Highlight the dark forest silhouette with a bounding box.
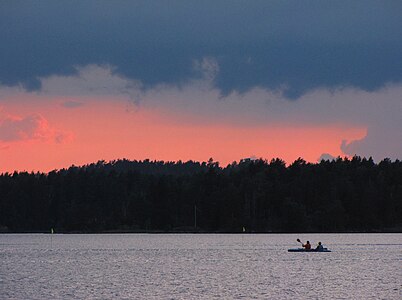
[0,157,401,233]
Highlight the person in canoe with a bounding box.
[316,242,324,251]
[296,238,311,250]
[303,240,311,250]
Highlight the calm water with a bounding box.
[0,233,401,299]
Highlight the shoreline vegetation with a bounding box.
[1,157,401,233]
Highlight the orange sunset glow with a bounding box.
[0,96,366,173]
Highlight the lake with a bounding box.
[0,233,401,299]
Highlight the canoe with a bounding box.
[288,248,331,252]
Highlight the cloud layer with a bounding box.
[1,1,401,97]
[0,113,72,144]
[2,64,401,161]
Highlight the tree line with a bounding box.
[0,157,401,233]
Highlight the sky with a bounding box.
[1,1,402,172]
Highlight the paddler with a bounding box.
[315,242,324,251]
[302,240,311,250]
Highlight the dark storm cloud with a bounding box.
[1,0,402,97]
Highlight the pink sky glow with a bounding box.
[0,95,366,173]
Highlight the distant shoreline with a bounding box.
[1,229,401,234]
[2,158,401,235]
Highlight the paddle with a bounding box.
[297,238,302,244]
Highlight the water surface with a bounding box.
[1,233,401,299]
